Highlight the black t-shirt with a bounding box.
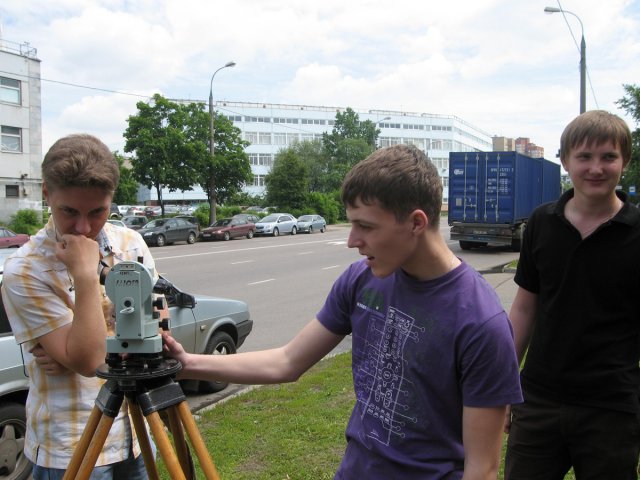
[516,189,640,413]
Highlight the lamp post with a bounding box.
[208,61,236,223]
[544,6,586,114]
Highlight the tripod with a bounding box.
[63,355,220,480]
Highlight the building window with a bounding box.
[258,132,271,145]
[273,133,286,145]
[244,132,258,144]
[249,154,259,166]
[1,126,22,152]
[287,133,300,144]
[253,175,265,187]
[0,77,20,104]
[258,154,272,166]
[5,185,19,197]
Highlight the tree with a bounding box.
[112,152,139,205]
[265,148,309,211]
[616,84,640,200]
[196,113,251,223]
[321,107,379,192]
[291,139,329,193]
[124,94,208,216]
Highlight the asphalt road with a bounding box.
[150,222,519,410]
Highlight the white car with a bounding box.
[254,213,298,237]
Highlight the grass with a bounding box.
[156,351,576,479]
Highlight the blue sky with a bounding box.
[2,0,639,160]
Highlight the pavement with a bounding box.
[189,264,519,413]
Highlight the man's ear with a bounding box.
[42,182,49,202]
[410,209,429,233]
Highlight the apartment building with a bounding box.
[0,39,42,222]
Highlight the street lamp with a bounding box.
[208,61,236,223]
[544,6,586,114]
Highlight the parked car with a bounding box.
[232,213,260,224]
[201,218,255,241]
[144,206,162,217]
[174,215,200,234]
[117,205,131,216]
[0,227,29,248]
[106,219,126,228]
[0,251,253,479]
[122,215,150,231]
[0,249,30,479]
[126,206,146,216]
[297,215,326,234]
[110,203,121,219]
[254,213,297,237]
[139,217,198,247]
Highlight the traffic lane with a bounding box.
[154,229,359,352]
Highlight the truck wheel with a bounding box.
[459,241,475,250]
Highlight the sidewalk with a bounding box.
[482,268,517,314]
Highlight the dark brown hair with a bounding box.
[341,144,443,227]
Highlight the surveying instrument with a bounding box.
[63,261,219,480]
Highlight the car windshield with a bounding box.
[298,215,312,221]
[261,214,278,223]
[146,219,165,228]
[212,219,231,227]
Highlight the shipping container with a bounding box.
[448,151,560,251]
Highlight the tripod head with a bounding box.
[104,261,164,355]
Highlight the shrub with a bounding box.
[10,209,43,235]
[304,192,341,224]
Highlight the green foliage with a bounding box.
[157,352,354,479]
[194,204,212,228]
[293,140,329,192]
[9,209,43,235]
[124,94,208,208]
[112,152,139,205]
[265,148,309,211]
[304,192,341,224]
[616,84,640,200]
[321,108,377,192]
[217,205,244,218]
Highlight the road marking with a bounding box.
[248,279,275,286]
[322,265,341,270]
[297,251,314,255]
[231,260,253,265]
[154,237,349,261]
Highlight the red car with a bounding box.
[200,218,255,241]
[0,227,29,248]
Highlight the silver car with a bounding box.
[0,253,252,479]
[254,213,298,237]
[296,215,326,234]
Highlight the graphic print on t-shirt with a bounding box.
[354,304,424,446]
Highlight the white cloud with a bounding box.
[2,0,639,159]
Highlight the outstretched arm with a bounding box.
[163,318,345,385]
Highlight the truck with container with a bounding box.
[448,151,561,251]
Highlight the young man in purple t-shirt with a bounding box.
[163,144,522,479]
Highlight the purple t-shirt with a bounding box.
[317,259,522,479]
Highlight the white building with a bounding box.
[0,40,42,221]
[144,100,492,206]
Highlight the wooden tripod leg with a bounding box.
[74,413,116,480]
[146,410,187,480]
[63,405,102,480]
[176,401,220,480]
[167,405,192,477]
[128,399,160,480]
